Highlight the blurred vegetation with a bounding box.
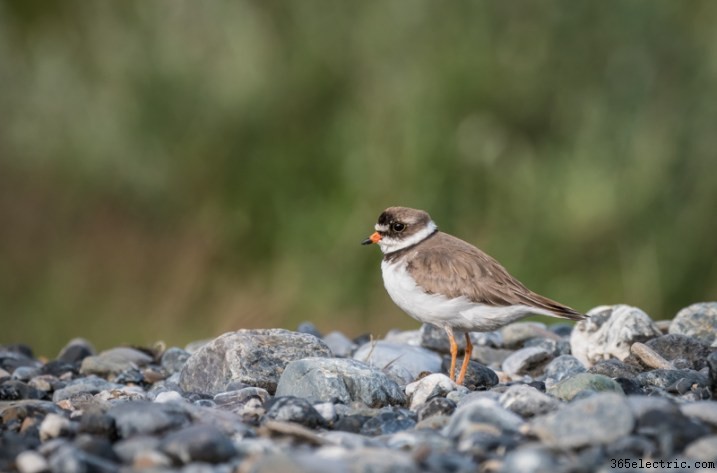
[1,0,716,356]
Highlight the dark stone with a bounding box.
[0,431,41,472]
[643,333,712,370]
[0,380,44,401]
[417,397,456,422]
[359,407,417,436]
[333,414,369,433]
[636,369,709,389]
[297,322,323,339]
[636,409,711,456]
[501,347,554,377]
[708,351,717,392]
[587,358,639,378]
[48,444,119,473]
[40,360,79,377]
[614,377,644,395]
[0,349,40,373]
[263,396,327,429]
[74,434,120,463]
[159,425,239,465]
[58,339,95,364]
[440,358,498,390]
[79,412,117,439]
[106,401,190,438]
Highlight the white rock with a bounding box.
[39,413,72,442]
[16,451,49,473]
[570,305,662,367]
[405,373,457,410]
[153,390,185,404]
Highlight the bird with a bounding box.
[362,206,585,385]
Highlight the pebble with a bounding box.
[531,392,634,448]
[501,346,553,378]
[547,373,624,401]
[669,302,717,346]
[275,357,406,407]
[543,355,586,387]
[322,331,357,358]
[15,450,49,473]
[353,340,442,382]
[263,396,327,429]
[499,384,560,417]
[4,304,717,473]
[570,304,662,367]
[405,373,456,409]
[179,329,332,395]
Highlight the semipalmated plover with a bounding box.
[362,206,585,385]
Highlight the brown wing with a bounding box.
[406,232,585,321]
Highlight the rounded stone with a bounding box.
[179,329,332,395]
[547,373,624,401]
[159,425,239,465]
[670,302,717,346]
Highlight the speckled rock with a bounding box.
[359,407,417,436]
[587,358,639,378]
[570,305,662,367]
[275,357,405,407]
[644,334,711,370]
[531,392,634,448]
[670,302,717,346]
[80,347,153,376]
[179,329,332,395]
[636,368,709,390]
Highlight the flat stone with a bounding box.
[570,305,662,367]
[159,424,238,465]
[547,373,624,401]
[501,347,553,378]
[499,384,560,417]
[179,329,332,395]
[353,341,442,382]
[107,401,190,438]
[587,358,639,378]
[531,392,634,448]
[275,357,405,407]
[669,302,717,346]
[80,348,153,376]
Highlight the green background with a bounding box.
[2,1,716,356]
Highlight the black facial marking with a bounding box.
[378,212,389,225]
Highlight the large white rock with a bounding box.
[570,305,661,367]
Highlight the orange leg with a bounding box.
[445,327,458,382]
[456,332,473,385]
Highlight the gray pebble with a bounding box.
[502,347,554,378]
[161,347,191,374]
[79,347,153,376]
[405,373,456,410]
[322,331,357,358]
[531,392,634,448]
[543,355,586,387]
[263,396,326,429]
[499,384,560,417]
[107,400,190,438]
[670,302,717,346]
[443,398,524,439]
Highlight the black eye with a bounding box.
[391,222,406,232]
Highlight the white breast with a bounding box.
[380,259,556,332]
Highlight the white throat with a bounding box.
[378,221,437,254]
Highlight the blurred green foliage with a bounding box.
[1,0,716,356]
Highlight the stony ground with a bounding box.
[2,302,717,473]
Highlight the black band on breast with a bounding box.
[383,229,439,263]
